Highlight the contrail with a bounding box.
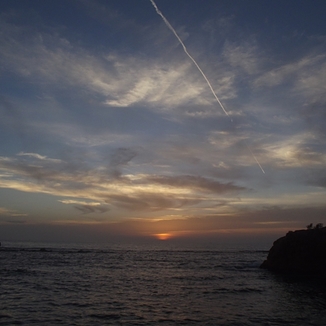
[149,0,265,174]
[245,142,265,174]
[149,0,230,119]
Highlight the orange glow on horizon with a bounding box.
[154,233,172,240]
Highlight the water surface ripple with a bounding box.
[1,247,326,325]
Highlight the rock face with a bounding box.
[260,227,326,274]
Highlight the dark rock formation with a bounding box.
[260,227,326,274]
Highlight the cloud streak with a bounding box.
[0,19,231,113]
[146,175,246,193]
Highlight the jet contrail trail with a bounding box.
[245,142,265,174]
[149,0,265,174]
[149,0,230,119]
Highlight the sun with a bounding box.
[154,233,172,241]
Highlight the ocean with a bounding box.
[1,242,326,325]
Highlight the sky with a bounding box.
[0,0,326,246]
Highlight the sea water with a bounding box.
[1,242,326,325]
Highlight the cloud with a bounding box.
[296,60,326,107]
[254,54,325,89]
[100,204,326,237]
[262,132,326,168]
[58,199,109,214]
[0,206,28,225]
[0,153,97,197]
[103,60,211,109]
[109,148,138,167]
[223,41,261,74]
[0,207,24,216]
[303,168,326,189]
[242,205,326,227]
[74,205,110,214]
[18,152,62,163]
[0,14,238,116]
[0,149,249,217]
[146,175,246,193]
[106,193,200,211]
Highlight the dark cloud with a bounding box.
[105,147,138,178]
[312,177,326,188]
[0,151,111,192]
[109,147,137,167]
[107,193,200,211]
[0,155,88,190]
[146,175,246,193]
[155,205,326,233]
[74,204,110,214]
[304,168,326,188]
[293,148,325,165]
[0,152,246,214]
[302,103,326,137]
[1,219,27,224]
[241,205,326,227]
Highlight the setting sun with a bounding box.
[154,233,172,241]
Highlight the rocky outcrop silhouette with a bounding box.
[260,227,326,274]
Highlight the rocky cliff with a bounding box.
[260,227,326,274]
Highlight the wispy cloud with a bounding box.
[262,132,326,168]
[59,200,110,214]
[0,206,28,219]
[223,41,261,75]
[254,54,325,90]
[0,18,236,114]
[146,175,246,193]
[0,207,27,216]
[17,152,62,163]
[0,150,247,216]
